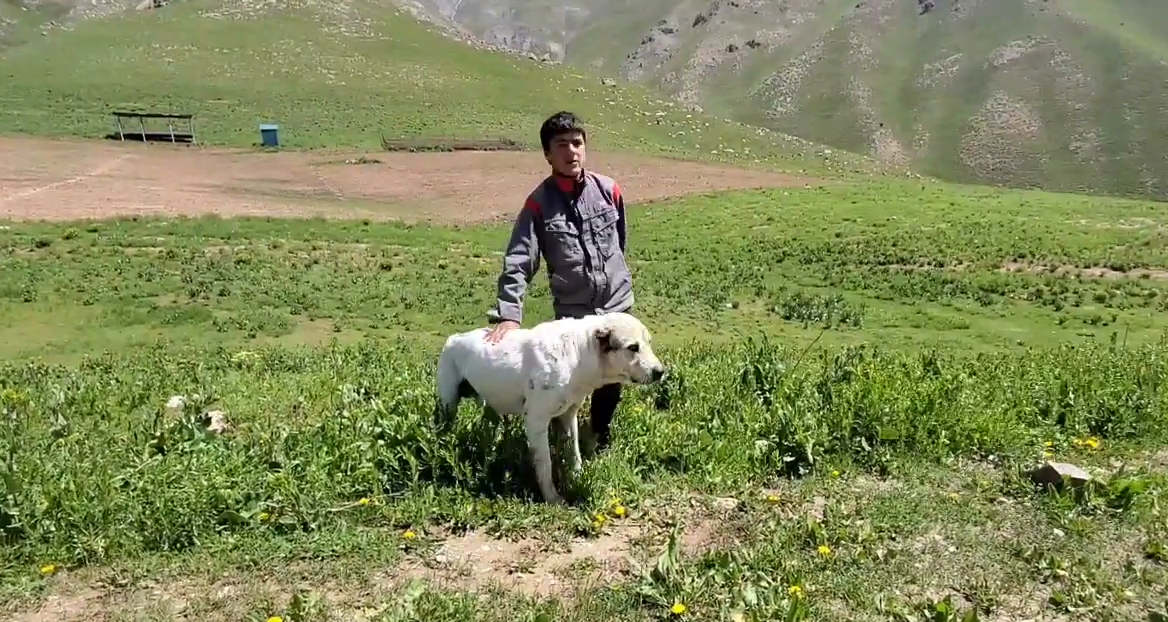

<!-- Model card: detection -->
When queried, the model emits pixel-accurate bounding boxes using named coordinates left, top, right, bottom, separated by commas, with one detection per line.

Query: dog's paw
left=544, top=493, right=566, bottom=506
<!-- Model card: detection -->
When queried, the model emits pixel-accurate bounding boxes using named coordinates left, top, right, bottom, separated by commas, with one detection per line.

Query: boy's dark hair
left=539, top=111, right=587, bottom=153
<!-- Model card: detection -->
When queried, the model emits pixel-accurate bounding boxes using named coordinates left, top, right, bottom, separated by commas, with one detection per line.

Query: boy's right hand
left=485, top=320, right=519, bottom=344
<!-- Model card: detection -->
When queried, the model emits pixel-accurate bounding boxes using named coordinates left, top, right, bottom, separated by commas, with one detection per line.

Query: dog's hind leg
left=557, top=402, right=584, bottom=477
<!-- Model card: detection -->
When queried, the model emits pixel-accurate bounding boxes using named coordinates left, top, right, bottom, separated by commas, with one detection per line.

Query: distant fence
left=379, top=134, right=527, bottom=153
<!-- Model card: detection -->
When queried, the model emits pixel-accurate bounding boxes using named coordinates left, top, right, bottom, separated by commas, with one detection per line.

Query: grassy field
left=2, top=178, right=1168, bottom=621
left=0, top=1, right=1166, bottom=620
left=3, top=179, right=1168, bottom=361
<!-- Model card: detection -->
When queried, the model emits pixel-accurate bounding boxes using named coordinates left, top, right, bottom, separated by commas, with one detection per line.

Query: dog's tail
left=433, top=339, right=464, bottom=429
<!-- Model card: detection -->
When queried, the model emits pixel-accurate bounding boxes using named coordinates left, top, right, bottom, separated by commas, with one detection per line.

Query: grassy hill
left=398, top=0, right=1168, bottom=202
left=0, top=0, right=45, bottom=50
left=0, top=0, right=879, bottom=177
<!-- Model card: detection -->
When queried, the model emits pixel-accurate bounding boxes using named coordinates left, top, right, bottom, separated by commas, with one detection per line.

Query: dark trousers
left=557, top=310, right=625, bottom=451
left=588, top=382, right=621, bottom=451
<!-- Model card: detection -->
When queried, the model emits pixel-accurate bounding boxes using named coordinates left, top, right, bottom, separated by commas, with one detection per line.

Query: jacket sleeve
left=488, top=198, right=542, bottom=324
left=614, top=183, right=627, bottom=253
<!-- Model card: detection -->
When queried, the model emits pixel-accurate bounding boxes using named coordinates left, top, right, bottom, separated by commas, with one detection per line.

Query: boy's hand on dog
left=485, top=320, right=519, bottom=344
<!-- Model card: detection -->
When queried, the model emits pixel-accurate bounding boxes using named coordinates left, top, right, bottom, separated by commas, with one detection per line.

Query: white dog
left=434, top=312, right=666, bottom=505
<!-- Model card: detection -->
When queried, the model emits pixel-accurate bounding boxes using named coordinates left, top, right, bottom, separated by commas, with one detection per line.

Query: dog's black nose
left=650, top=367, right=665, bottom=382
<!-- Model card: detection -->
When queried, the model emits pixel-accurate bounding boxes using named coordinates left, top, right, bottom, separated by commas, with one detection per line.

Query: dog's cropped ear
left=594, top=327, right=616, bottom=352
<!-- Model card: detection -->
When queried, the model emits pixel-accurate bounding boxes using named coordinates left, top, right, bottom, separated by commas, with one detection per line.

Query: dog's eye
left=627, top=343, right=639, bottom=353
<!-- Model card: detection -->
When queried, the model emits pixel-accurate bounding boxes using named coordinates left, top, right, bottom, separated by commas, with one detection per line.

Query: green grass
left=2, top=179, right=1168, bottom=620
left=0, top=0, right=67, bottom=51
left=1060, top=0, right=1168, bottom=63
left=3, top=180, right=1168, bottom=363
left=0, top=0, right=874, bottom=178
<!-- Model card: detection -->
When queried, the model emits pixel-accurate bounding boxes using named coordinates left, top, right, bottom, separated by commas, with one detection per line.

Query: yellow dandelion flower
left=258, top=512, right=270, bottom=521
left=613, top=505, right=627, bottom=518
left=831, top=470, right=840, bottom=478
left=1084, top=437, right=1100, bottom=449
left=670, top=602, right=687, bottom=615
left=231, top=350, right=258, bottom=363
left=39, top=564, right=57, bottom=576
left=358, top=497, right=371, bottom=506
left=266, top=617, right=284, bottom=622
left=1044, top=440, right=1054, bottom=448
left=766, top=493, right=780, bottom=503
left=817, top=544, right=832, bottom=557
left=402, top=530, right=417, bottom=540
left=788, top=585, right=804, bottom=598
left=594, top=513, right=607, bottom=524
left=591, top=519, right=603, bottom=530
left=1042, top=450, right=1054, bottom=459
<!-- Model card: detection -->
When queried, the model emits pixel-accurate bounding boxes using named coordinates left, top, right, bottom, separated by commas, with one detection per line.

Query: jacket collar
left=552, top=170, right=586, bottom=195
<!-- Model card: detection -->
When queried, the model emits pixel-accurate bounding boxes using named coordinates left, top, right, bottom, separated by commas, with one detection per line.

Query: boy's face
left=545, top=130, right=586, bottom=178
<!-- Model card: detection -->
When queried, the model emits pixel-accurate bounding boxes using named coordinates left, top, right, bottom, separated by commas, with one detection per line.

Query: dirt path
left=0, top=135, right=819, bottom=223
left=0, top=492, right=740, bottom=622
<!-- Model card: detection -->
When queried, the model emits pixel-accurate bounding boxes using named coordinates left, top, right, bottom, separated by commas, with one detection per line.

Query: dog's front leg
left=524, top=406, right=563, bottom=505
left=558, top=403, right=583, bottom=477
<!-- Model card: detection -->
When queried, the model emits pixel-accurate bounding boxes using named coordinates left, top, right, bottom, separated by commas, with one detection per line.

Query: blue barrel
left=259, top=123, right=279, bottom=147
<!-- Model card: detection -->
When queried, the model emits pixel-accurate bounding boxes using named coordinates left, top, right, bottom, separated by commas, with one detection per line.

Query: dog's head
left=593, top=313, right=666, bottom=385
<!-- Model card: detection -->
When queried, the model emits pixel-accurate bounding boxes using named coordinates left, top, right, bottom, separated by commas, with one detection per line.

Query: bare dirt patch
left=3, top=585, right=108, bottom=622
left=388, top=525, right=647, bottom=600
left=385, top=497, right=731, bottom=601
left=2, top=566, right=348, bottom=622
left=0, top=136, right=818, bottom=224
left=1000, top=261, right=1168, bottom=281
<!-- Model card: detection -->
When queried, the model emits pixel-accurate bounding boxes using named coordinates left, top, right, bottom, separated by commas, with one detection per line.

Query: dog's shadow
left=428, top=403, right=599, bottom=505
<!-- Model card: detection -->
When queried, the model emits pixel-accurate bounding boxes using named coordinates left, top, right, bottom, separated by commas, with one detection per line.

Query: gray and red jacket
left=488, top=170, right=634, bottom=324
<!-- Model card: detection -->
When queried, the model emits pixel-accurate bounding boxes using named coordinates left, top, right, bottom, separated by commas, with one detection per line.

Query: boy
left=484, top=111, right=634, bottom=451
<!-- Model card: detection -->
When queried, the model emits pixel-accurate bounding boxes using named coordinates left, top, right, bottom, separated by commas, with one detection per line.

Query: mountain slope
left=396, top=0, right=1168, bottom=201
left=0, top=0, right=871, bottom=176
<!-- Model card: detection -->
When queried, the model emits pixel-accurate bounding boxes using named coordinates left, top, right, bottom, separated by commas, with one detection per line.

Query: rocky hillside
left=394, top=0, right=1168, bottom=201
left=1, top=0, right=155, bottom=50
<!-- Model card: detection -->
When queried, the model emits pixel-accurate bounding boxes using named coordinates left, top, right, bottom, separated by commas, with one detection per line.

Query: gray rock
left=1027, top=461, right=1092, bottom=490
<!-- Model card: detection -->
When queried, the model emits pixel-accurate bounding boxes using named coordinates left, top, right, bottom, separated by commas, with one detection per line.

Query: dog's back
left=435, top=327, right=532, bottom=418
